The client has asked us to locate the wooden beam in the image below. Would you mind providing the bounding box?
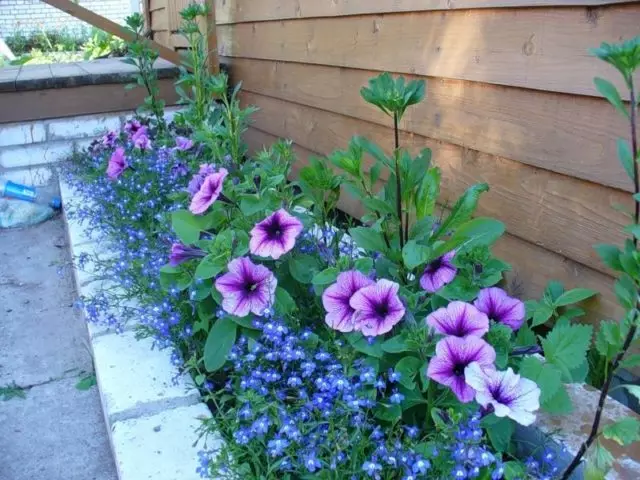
[216,0,637,24]
[41,0,183,66]
[206,0,220,74]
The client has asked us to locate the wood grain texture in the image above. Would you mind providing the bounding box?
[151,9,169,31]
[167,0,192,31]
[225,57,634,192]
[149,0,165,12]
[216,0,635,24]
[239,90,631,275]
[217,5,640,99]
[243,126,623,323]
[0,80,179,123]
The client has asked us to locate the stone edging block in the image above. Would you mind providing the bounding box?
[58,177,215,480]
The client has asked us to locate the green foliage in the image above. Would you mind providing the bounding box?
[75,372,97,391]
[360,72,425,120]
[0,382,26,401]
[203,316,237,372]
[123,13,167,132]
[602,418,640,446]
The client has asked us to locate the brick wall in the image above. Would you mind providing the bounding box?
[0,0,137,37]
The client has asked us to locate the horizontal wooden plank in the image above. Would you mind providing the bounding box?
[244,126,623,323]
[216,0,634,24]
[151,9,169,31]
[225,57,634,192]
[217,5,640,99]
[149,0,165,12]
[239,90,631,276]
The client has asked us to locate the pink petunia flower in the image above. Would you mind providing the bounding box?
[168,242,206,267]
[215,257,277,317]
[322,270,374,332]
[350,279,405,336]
[106,147,127,179]
[175,136,194,151]
[474,287,526,331]
[102,131,118,147]
[426,336,496,403]
[426,301,489,338]
[465,362,540,426]
[249,209,304,260]
[420,251,457,293]
[124,119,142,135]
[189,168,228,215]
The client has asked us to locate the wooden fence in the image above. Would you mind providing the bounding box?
[152,0,640,326]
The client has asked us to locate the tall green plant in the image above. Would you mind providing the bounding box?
[123,13,167,133]
[560,36,640,480]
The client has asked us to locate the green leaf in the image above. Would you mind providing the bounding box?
[172,209,203,244]
[195,254,227,279]
[433,183,489,239]
[482,415,514,452]
[346,332,383,358]
[596,321,625,361]
[615,274,636,309]
[382,335,411,353]
[554,288,598,307]
[621,355,640,369]
[542,323,592,376]
[503,462,527,480]
[415,167,441,219]
[363,197,396,216]
[542,384,573,415]
[203,317,237,372]
[312,267,340,286]
[531,304,555,327]
[519,356,562,404]
[402,240,431,270]
[374,403,402,423]
[275,287,296,315]
[594,77,629,118]
[349,226,388,253]
[239,195,269,216]
[75,373,97,391]
[289,254,320,284]
[515,324,537,347]
[625,224,640,239]
[394,356,422,389]
[431,217,505,260]
[617,138,635,181]
[486,324,512,369]
[602,417,640,446]
[585,441,613,480]
[354,257,374,274]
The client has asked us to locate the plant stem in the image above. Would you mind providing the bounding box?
[559,79,638,480]
[393,112,404,248]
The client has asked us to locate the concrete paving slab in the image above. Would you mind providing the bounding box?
[0,218,93,387]
[0,376,117,480]
[111,403,215,480]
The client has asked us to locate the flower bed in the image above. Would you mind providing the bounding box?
[61,7,640,480]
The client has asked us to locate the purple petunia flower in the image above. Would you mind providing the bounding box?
[215,257,277,317]
[322,270,374,332]
[474,287,526,331]
[189,168,228,215]
[174,136,194,151]
[168,243,206,267]
[249,209,304,260]
[124,119,142,135]
[420,250,457,293]
[132,127,151,150]
[102,131,117,147]
[465,362,540,426]
[187,164,217,196]
[350,279,405,336]
[106,147,127,179]
[426,301,490,338]
[427,336,496,403]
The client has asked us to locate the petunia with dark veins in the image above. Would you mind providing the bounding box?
[474,287,525,331]
[249,209,304,260]
[215,257,277,317]
[350,279,405,336]
[322,270,374,333]
[426,301,490,338]
[420,250,457,293]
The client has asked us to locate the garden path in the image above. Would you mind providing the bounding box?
[0,216,117,480]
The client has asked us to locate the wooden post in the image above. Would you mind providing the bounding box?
[41,0,183,66]
[206,0,219,74]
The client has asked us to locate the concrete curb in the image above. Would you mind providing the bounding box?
[58,177,220,480]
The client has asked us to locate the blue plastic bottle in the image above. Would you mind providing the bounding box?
[0,180,61,209]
